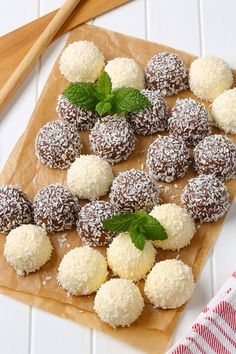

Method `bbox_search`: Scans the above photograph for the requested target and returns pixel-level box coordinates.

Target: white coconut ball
[189,55,233,101]
[4,224,52,276]
[144,259,195,309]
[107,232,156,281]
[105,57,145,90]
[150,204,196,251]
[59,41,105,82]
[94,279,144,327]
[67,155,114,200]
[212,88,236,134]
[57,247,108,295]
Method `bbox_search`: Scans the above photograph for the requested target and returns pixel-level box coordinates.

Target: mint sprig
[102,211,168,250]
[63,71,151,116]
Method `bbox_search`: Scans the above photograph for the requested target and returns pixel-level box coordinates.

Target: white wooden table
[0,1,236,353]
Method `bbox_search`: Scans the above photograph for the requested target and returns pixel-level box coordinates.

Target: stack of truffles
[1,39,236,329]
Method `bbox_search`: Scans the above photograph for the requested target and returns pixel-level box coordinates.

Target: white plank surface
[0,1,236,353]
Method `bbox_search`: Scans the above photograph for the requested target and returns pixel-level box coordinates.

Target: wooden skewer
[0,0,81,110]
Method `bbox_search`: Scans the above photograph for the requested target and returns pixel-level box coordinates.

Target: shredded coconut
[145,52,188,96]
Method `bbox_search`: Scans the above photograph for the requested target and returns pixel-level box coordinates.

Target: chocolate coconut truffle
[211,88,236,134]
[189,55,233,102]
[107,232,156,281]
[94,279,144,327]
[67,155,114,200]
[193,135,236,181]
[146,136,190,182]
[4,225,52,276]
[181,174,229,223]
[77,200,117,247]
[168,98,212,147]
[0,185,32,233]
[57,247,108,295]
[89,115,136,164]
[109,169,160,212]
[33,184,80,233]
[104,57,145,90]
[35,120,83,169]
[144,259,195,309]
[145,52,188,96]
[59,41,105,83]
[56,94,98,130]
[150,204,196,251]
[128,89,168,135]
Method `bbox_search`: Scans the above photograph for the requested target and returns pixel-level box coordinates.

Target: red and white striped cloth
[168,272,236,354]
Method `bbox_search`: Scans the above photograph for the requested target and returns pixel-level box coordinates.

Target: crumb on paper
[42,272,52,285]
[164,186,170,193]
[169,194,179,201]
[58,233,68,248]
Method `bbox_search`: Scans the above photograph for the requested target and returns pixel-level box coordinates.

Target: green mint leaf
[106,93,115,102]
[63,82,98,112]
[96,72,112,97]
[129,223,146,250]
[96,101,112,116]
[135,210,149,221]
[135,211,168,241]
[112,87,151,113]
[143,214,168,241]
[102,213,137,233]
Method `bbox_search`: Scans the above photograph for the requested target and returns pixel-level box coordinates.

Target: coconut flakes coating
[211,88,236,134]
[77,200,117,247]
[146,135,190,182]
[4,224,52,276]
[168,98,212,147]
[107,232,156,281]
[189,55,233,102]
[67,155,114,200]
[35,120,83,169]
[193,135,236,181]
[89,115,136,164]
[181,174,229,223]
[144,259,195,309]
[33,184,80,233]
[104,57,145,90]
[59,41,105,83]
[145,52,189,96]
[57,246,108,295]
[128,89,168,135]
[94,279,144,327]
[56,94,98,131]
[0,185,32,233]
[150,204,196,251]
[109,169,160,212]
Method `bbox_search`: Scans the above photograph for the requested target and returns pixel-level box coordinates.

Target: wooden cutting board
[0,0,130,90]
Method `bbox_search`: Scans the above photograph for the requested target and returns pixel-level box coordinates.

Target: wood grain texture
[0,0,130,90]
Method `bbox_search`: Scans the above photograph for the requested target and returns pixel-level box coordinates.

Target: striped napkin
[168,272,236,354]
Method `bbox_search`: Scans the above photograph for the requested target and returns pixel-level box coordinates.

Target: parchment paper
[0,24,236,354]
